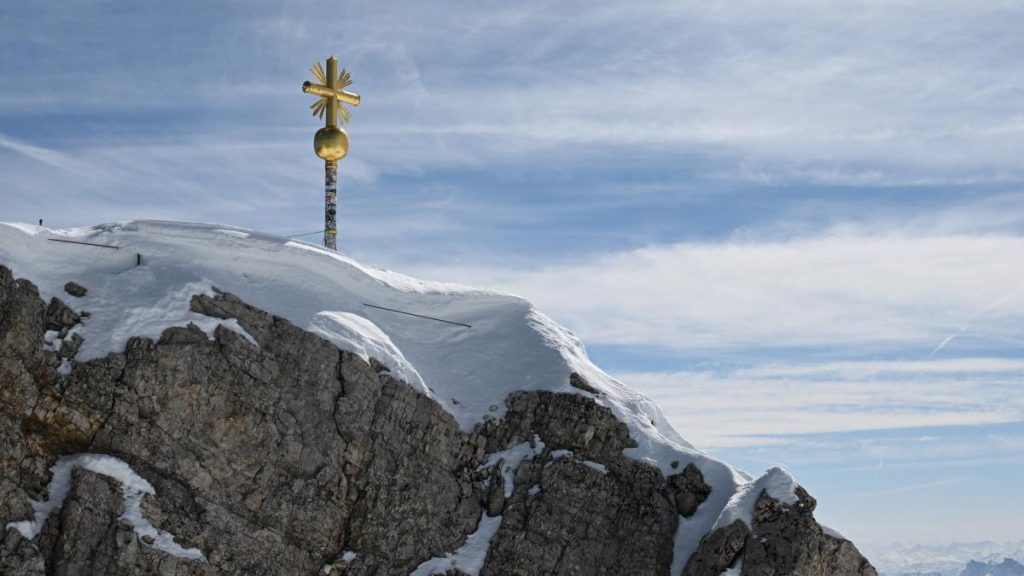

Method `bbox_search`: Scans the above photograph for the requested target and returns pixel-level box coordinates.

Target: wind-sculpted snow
[0,220,711,474]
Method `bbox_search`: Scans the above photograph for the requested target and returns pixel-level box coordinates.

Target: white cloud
[0,134,109,181]
[846,476,975,498]
[340,0,1024,183]
[735,357,1024,378]
[5,0,1024,185]
[408,230,1024,352]
[616,358,1024,449]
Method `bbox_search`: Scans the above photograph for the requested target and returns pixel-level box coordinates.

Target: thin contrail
[930,291,1019,356]
[930,332,962,356]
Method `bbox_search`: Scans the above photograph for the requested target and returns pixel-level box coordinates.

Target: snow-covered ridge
[0,219,801,569]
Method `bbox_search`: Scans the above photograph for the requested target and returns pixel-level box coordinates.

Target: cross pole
[303,56,360,251]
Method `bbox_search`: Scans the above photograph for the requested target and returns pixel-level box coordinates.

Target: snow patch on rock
[821,523,847,540]
[714,466,799,530]
[478,436,545,498]
[5,453,206,562]
[540,449,607,475]
[409,512,504,576]
[721,559,743,575]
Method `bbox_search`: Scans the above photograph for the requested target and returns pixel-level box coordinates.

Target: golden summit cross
[302,56,361,251]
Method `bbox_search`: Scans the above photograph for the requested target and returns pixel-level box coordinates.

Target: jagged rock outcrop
[683,488,876,576]
[0,265,876,575]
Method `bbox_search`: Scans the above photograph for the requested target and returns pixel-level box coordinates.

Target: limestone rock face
[0,265,877,575]
[469,391,680,576]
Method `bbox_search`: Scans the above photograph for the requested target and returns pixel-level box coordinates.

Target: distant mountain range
[865,541,1024,576]
[961,558,1024,576]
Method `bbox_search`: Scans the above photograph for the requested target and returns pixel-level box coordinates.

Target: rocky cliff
[0,221,878,576]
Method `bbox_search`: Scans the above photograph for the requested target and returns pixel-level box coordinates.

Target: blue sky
[2,0,1023,549]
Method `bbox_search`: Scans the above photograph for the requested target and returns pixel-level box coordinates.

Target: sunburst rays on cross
[308,61,354,125]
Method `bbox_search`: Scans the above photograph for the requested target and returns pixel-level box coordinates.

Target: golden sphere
[314,126,349,161]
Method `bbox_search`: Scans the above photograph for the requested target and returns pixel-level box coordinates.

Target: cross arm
[302,81,361,106]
